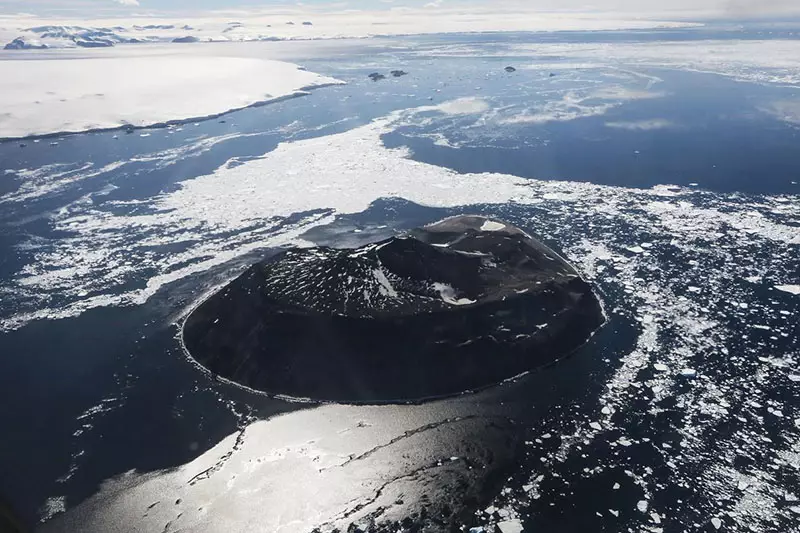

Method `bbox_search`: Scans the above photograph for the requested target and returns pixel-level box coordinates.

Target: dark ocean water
[384,68,800,194]
[0,28,798,532]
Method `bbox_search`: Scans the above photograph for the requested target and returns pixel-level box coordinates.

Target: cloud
[605,119,676,130]
[114,0,139,6]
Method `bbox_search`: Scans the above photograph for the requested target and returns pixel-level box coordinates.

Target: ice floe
[775,285,800,295]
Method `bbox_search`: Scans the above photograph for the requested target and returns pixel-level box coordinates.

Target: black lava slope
[182,216,605,402]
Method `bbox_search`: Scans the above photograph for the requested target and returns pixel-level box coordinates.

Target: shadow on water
[1,493,28,533]
[0,267,314,526]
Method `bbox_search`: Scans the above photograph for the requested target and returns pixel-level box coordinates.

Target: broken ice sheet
[497,519,524,533]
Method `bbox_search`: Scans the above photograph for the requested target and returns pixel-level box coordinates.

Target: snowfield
[0,49,342,139]
[0,9,700,47]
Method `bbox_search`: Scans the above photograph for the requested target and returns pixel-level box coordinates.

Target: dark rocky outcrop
[134,24,175,30]
[505,66,516,72]
[368,72,386,81]
[390,70,408,77]
[74,37,114,48]
[182,216,605,402]
[4,38,48,50]
[172,35,200,43]
[22,25,139,45]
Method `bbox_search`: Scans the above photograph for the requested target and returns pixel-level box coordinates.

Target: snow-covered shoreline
[0,9,703,49]
[0,49,343,140]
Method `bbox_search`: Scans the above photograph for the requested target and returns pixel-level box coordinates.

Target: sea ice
[775,285,800,295]
[497,519,524,533]
[0,47,342,139]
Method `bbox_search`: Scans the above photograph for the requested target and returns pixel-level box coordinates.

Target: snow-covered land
[0,6,700,138]
[0,8,700,48]
[2,25,149,49]
[0,48,342,139]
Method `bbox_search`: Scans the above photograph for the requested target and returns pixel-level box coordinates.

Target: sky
[1,0,799,19]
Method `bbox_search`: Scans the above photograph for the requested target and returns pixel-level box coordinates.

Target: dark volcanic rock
[138,24,175,30]
[505,66,516,72]
[4,37,48,50]
[74,37,114,48]
[182,216,605,402]
[390,70,408,77]
[368,72,386,81]
[172,35,200,43]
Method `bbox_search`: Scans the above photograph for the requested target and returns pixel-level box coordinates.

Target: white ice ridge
[0,48,343,139]
[432,283,476,306]
[480,220,507,232]
[373,268,398,298]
